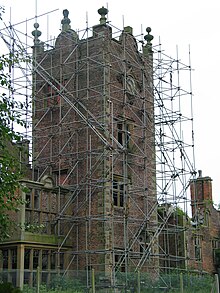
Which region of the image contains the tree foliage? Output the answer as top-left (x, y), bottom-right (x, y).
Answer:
top-left (0, 51), bottom-right (25, 240)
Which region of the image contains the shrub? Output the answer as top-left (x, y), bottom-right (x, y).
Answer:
top-left (0, 282), bottom-right (22, 293)
top-left (22, 284), bottom-right (83, 293)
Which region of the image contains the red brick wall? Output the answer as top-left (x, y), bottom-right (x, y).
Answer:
top-left (189, 175), bottom-right (220, 273)
top-left (33, 24), bottom-right (158, 272)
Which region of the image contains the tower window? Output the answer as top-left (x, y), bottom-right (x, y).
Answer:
top-left (194, 236), bottom-right (202, 261)
top-left (117, 121), bottom-right (132, 149)
top-left (113, 177), bottom-right (125, 207)
top-left (117, 123), bottom-right (123, 145)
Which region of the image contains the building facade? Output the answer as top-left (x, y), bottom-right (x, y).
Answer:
top-left (1, 6), bottom-right (219, 291)
top-left (159, 171), bottom-right (220, 275)
top-left (0, 7), bottom-right (159, 289)
top-left (188, 171), bottom-right (220, 273)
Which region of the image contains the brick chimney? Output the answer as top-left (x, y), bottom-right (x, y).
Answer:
top-left (190, 170), bottom-right (213, 217)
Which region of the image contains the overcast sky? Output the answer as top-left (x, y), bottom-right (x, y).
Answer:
top-left (1, 0), bottom-right (219, 204)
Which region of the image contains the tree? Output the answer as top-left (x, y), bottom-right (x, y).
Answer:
top-left (0, 49), bottom-right (26, 240)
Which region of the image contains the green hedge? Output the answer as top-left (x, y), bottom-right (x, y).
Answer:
top-left (0, 283), bottom-right (22, 293)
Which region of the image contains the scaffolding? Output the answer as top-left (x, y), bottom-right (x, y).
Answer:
top-left (0, 5), bottom-right (197, 291)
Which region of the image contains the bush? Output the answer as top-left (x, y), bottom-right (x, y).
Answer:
top-left (0, 282), bottom-right (22, 293)
top-left (22, 284), bottom-right (83, 293)
top-left (49, 275), bottom-right (84, 291)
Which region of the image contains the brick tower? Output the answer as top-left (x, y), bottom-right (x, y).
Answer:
top-left (32, 7), bottom-right (158, 282)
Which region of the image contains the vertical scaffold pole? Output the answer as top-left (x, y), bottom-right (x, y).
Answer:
top-left (92, 268), bottom-right (96, 293)
top-left (215, 274), bottom-right (219, 293)
top-left (180, 273), bottom-right (183, 293)
top-left (137, 270), bottom-right (141, 293)
top-left (36, 266), bottom-right (40, 293)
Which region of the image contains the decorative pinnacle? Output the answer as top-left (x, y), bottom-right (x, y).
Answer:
top-left (144, 27), bottom-right (154, 44)
top-left (61, 9), bottom-right (71, 32)
top-left (97, 6), bottom-right (108, 25)
top-left (32, 22), bottom-right (42, 44)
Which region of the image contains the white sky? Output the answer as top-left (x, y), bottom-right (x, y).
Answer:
top-left (1, 0), bottom-right (219, 204)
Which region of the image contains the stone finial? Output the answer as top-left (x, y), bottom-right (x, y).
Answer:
top-left (61, 9), bottom-right (71, 32)
top-left (55, 9), bottom-right (79, 46)
top-left (97, 6), bottom-right (108, 25)
top-left (143, 27), bottom-right (154, 56)
top-left (32, 22), bottom-right (42, 45)
top-left (144, 27), bottom-right (154, 44)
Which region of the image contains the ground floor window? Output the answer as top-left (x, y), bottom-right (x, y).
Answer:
top-left (0, 247), bottom-right (17, 286)
top-left (0, 247), bottom-right (17, 270)
top-left (0, 246), bottom-right (66, 287)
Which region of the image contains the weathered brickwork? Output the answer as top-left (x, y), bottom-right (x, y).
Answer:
top-left (158, 173), bottom-right (220, 275)
top-left (158, 174), bottom-right (220, 274)
top-left (1, 9), bottom-right (220, 290)
top-left (188, 173), bottom-right (220, 273)
top-left (31, 11), bottom-right (158, 275)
